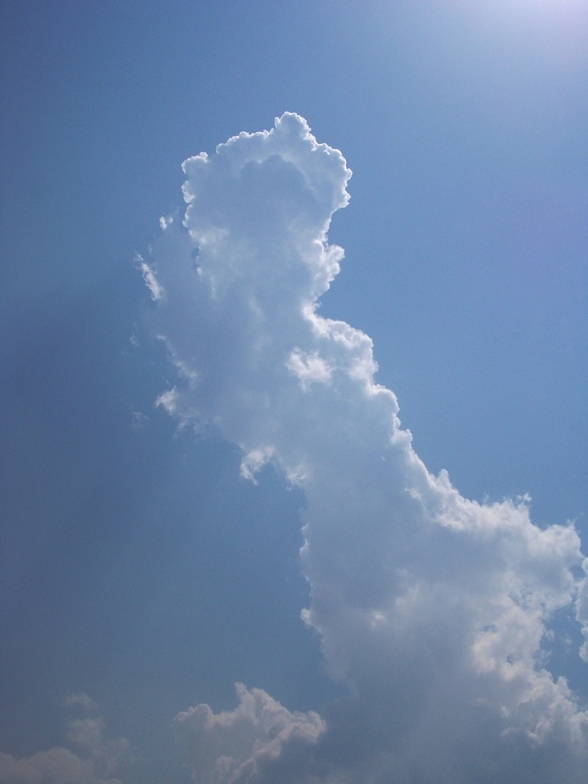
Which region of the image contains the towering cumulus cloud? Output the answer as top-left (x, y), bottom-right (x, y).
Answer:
top-left (144, 113), bottom-right (588, 783)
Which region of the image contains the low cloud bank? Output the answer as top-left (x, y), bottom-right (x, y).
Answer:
top-left (146, 113), bottom-right (588, 782)
top-left (0, 696), bottom-right (129, 784)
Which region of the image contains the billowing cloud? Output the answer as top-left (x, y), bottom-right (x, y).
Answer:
top-left (0, 698), bottom-right (130, 784)
top-left (145, 113), bottom-right (588, 782)
top-left (174, 684), bottom-right (325, 784)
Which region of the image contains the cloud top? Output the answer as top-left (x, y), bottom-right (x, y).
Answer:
top-left (146, 113), bottom-right (588, 783)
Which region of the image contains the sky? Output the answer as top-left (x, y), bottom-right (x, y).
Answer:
top-left (1, 1), bottom-right (587, 783)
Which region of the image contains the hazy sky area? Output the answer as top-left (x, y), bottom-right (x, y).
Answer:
top-left (1, 2), bottom-right (587, 783)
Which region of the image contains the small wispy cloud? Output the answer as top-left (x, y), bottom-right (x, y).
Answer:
top-left (145, 113), bottom-right (588, 782)
top-left (136, 254), bottom-right (164, 301)
top-left (64, 693), bottom-right (97, 712)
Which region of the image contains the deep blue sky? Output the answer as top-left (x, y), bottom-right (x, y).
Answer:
top-left (1, 1), bottom-right (587, 781)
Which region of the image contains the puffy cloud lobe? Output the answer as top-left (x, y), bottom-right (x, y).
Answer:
top-left (0, 704), bottom-right (129, 784)
top-left (578, 559), bottom-right (588, 663)
top-left (174, 684), bottom-right (325, 784)
top-left (146, 113), bottom-right (588, 782)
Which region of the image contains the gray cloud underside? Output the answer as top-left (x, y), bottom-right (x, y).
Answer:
top-left (146, 113), bottom-right (588, 783)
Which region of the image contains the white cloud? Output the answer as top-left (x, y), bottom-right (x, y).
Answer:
top-left (240, 446), bottom-right (275, 482)
top-left (136, 255), bottom-right (164, 301)
top-left (287, 348), bottom-right (333, 391)
top-left (577, 558), bottom-right (588, 663)
top-left (64, 693), bottom-right (97, 712)
top-left (174, 684), bottom-right (325, 784)
top-left (146, 113), bottom-right (588, 782)
top-left (0, 708), bottom-right (129, 784)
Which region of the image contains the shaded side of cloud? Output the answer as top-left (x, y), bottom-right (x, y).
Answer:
top-left (146, 113), bottom-right (588, 782)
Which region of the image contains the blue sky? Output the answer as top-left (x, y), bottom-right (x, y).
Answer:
top-left (1, 2), bottom-right (587, 782)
